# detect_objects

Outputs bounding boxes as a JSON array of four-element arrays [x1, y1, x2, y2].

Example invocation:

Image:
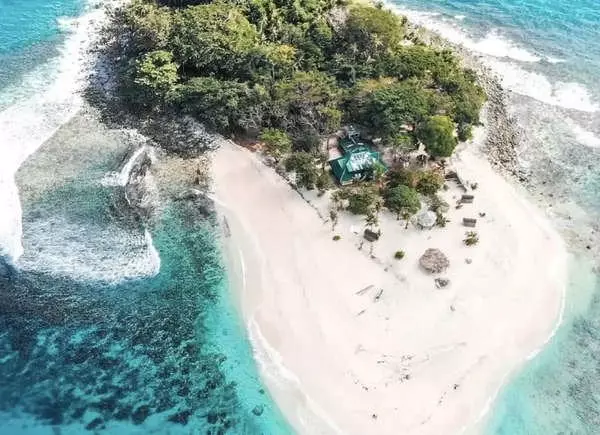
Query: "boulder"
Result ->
[[435, 278, 450, 288], [419, 248, 450, 273]]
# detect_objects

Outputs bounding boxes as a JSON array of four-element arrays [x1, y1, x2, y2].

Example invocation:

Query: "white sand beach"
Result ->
[[211, 138, 567, 435]]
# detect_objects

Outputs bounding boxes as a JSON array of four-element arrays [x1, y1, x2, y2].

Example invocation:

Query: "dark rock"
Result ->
[[363, 229, 379, 242], [435, 278, 451, 289], [85, 417, 104, 430], [131, 405, 151, 424], [114, 404, 132, 420], [168, 409, 192, 425], [252, 405, 264, 416]]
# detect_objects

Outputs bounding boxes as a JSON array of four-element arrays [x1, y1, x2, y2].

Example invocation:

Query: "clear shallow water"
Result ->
[[0, 0, 291, 433], [387, 0, 600, 433]]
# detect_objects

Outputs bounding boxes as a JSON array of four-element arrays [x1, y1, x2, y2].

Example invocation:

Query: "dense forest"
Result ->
[[112, 0, 485, 158]]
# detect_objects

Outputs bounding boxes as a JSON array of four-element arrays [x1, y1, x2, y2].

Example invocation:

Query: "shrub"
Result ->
[[333, 235, 341, 241], [346, 185, 381, 215], [384, 185, 420, 220], [394, 250, 405, 259], [416, 170, 444, 196], [463, 231, 479, 246]]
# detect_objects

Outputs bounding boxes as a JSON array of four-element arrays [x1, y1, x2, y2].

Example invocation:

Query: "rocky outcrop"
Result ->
[[144, 116, 220, 157], [419, 248, 450, 273]]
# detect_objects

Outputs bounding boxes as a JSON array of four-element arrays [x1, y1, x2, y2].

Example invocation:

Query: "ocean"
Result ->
[[1, 0, 599, 434], [384, 0, 600, 433], [0, 0, 290, 434]]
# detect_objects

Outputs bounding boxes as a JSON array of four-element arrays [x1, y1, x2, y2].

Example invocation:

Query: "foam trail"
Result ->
[[0, 2, 108, 263], [484, 59, 599, 112], [567, 120, 600, 148], [101, 145, 149, 187], [388, 5, 541, 62]]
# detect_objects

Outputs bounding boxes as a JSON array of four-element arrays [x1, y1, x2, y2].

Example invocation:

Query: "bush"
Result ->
[[394, 250, 405, 259], [346, 185, 381, 215], [463, 231, 479, 246], [416, 170, 444, 196], [333, 235, 341, 241], [417, 115, 457, 158], [285, 152, 319, 189], [316, 171, 333, 192], [384, 185, 420, 220]]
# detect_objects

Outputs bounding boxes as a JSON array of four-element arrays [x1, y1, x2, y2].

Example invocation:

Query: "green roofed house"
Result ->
[[330, 127, 385, 185]]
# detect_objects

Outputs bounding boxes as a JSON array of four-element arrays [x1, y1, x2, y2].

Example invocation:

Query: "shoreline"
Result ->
[[211, 134, 567, 434]]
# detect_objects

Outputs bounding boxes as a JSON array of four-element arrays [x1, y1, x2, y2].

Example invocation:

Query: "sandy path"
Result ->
[[212, 140, 566, 435]]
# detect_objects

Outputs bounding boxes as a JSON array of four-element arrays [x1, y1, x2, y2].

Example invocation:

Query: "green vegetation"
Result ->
[[333, 235, 341, 241], [335, 184, 381, 215], [384, 185, 420, 224], [260, 128, 292, 161], [417, 115, 457, 158], [285, 152, 320, 189], [463, 231, 479, 246], [113, 0, 485, 225], [394, 250, 405, 260], [113, 0, 484, 155]]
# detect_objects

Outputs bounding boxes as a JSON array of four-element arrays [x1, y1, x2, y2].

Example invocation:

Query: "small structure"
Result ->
[[363, 229, 380, 242], [330, 126, 385, 185], [419, 248, 450, 274], [416, 211, 437, 229], [460, 194, 475, 204], [463, 218, 477, 227]]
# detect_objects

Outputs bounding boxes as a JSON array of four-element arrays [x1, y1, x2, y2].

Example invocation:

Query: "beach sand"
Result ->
[[211, 137, 567, 435]]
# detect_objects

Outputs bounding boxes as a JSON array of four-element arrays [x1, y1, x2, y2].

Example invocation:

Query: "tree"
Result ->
[[346, 185, 380, 215], [339, 6, 406, 62], [353, 80, 436, 137], [175, 77, 256, 132], [272, 71, 341, 136], [387, 133, 414, 161], [285, 152, 319, 189], [416, 170, 444, 196], [131, 50, 179, 103], [372, 161, 387, 189], [169, 3, 259, 77], [260, 128, 292, 161], [417, 115, 457, 158], [122, 0, 173, 51], [385, 185, 420, 227]]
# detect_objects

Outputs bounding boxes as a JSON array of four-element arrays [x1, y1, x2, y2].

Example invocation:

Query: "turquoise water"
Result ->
[[0, 1, 291, 433], [0, 0, 82, 91], [387, 0, 600, 433]]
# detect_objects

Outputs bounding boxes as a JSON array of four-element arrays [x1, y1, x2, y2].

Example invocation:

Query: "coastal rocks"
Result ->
[[144, 116, 219, 157], [419, 248, 450, 273], [252, 405, 264, 416]]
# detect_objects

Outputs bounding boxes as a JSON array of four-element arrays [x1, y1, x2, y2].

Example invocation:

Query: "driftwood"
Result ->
[[463, 218, 477, 227]]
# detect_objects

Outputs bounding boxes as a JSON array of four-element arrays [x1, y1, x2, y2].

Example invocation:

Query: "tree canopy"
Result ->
[[417, 115, 457, 158], [384, 185, 420, 220], [113, 0, 485, 157]]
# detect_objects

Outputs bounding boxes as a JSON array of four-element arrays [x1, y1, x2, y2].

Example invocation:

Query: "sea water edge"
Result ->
[[0, 1, 292, 434]]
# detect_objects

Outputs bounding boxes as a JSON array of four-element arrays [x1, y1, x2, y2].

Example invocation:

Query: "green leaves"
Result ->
[[417, 115, 457, 158], [130, 50, 179, 104], [260, 128, 292, 159], [384, 185, 420, 219]]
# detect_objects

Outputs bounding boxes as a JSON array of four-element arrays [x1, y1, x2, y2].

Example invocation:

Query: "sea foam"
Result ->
[[0, 2, 106, 263]]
